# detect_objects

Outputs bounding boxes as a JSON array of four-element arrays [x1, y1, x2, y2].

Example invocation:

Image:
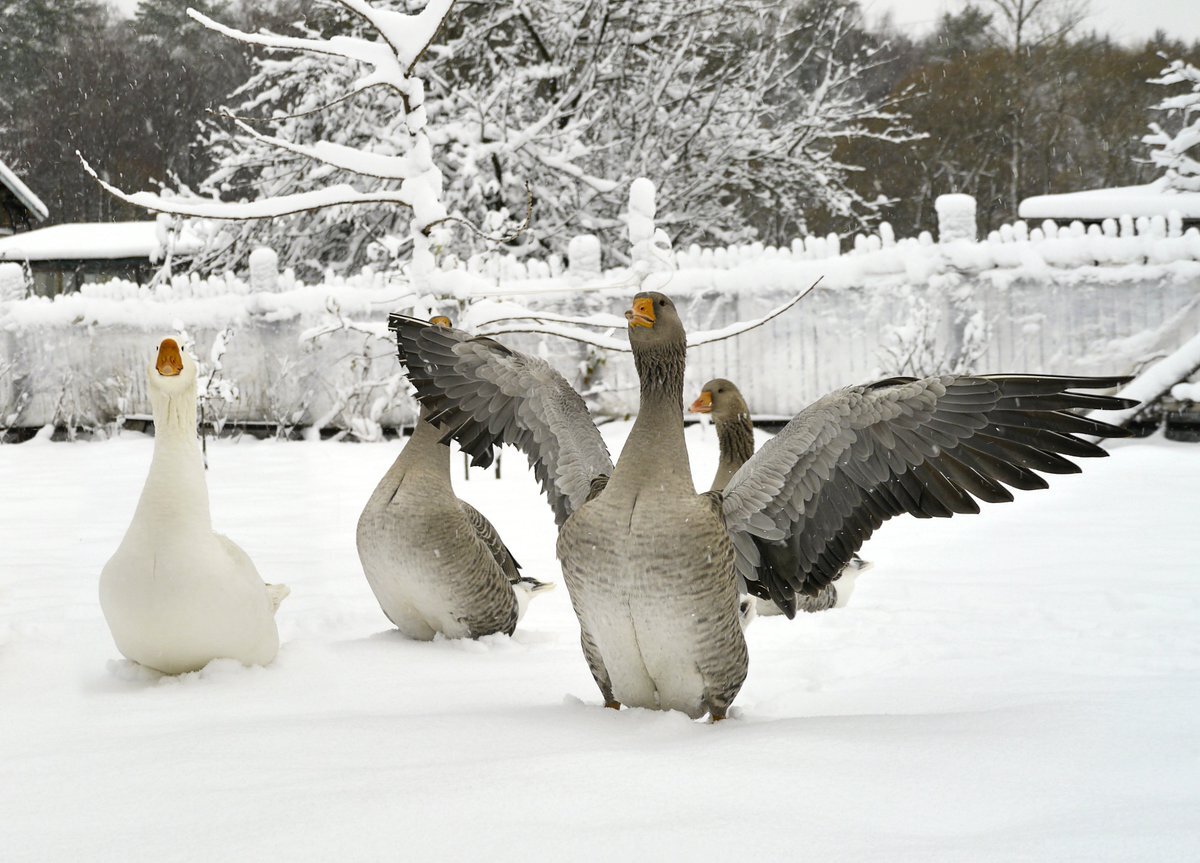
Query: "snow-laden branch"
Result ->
[[84, 0, 458, 287], [1144, 58, 1200, 193], [1086, 328, 1200, 436], [186, 0, 452, 96], [79, 152, 432, 222], [686, 278, 822, 347], [472, 280, 822, 353], [222, 115, 420, 180]]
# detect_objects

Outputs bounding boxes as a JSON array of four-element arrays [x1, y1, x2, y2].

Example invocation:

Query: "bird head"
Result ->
[[625, 291, 684, 347], [147, 338, 197, 394], [690, 378, 748, 421]]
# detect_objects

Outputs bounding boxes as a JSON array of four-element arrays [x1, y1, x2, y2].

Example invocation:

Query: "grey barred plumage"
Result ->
[[691, 377, 846, 616], [357, 318, 554, 640], [356, 415, 532, 639], [388, 293, 1134, 718]]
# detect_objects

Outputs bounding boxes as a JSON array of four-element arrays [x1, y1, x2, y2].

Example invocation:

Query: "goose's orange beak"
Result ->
[[430, 316, 452, 328], [690, 391, 712, 414], [156, 339, 184, 377], [625, 297, 655, 329]]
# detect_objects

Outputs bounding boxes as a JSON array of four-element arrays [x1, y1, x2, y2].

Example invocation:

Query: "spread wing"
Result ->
[[389, 314, 614, 526], [721, 374, 1136, 617], [459, 500, 521, 584]]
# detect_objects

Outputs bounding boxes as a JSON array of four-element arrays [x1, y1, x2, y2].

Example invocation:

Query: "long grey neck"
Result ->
[[610, 340, 693, 495], [389, 407, 453, 489], [711, 412, 754, 492]]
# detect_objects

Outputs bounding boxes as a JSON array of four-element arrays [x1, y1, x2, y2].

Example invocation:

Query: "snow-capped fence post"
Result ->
[[567, 234, 602, 278], [0, 262, 27, 302], [628, 177, 674, 288], [249, 247, 279, 292], [935, 194, 977, 243]]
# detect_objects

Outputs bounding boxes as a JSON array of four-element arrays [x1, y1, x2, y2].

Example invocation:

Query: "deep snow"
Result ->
[[1, 424, 1198, 862]]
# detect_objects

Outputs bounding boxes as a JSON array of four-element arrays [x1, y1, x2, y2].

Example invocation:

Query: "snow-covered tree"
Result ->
[[190, 0, 915, 273], [1144, 58, 1200, 193], [82, 0, 455, 289]]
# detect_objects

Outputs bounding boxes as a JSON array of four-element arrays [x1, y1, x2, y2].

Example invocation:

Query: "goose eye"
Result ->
[[658, 299, 665, 306]]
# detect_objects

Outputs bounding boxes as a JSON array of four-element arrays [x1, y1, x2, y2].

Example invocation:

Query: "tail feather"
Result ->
[[513, 576, 555, 623], [266, 583, 290, 614]]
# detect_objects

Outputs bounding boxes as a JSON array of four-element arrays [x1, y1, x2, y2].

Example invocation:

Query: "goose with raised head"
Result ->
[[390, 293, 1134, 719], [690, 377, 871, 615], [99, 338, 287, 675], [357, 317, 554, 640]]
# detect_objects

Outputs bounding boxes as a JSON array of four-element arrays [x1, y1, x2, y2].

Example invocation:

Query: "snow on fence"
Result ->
[[3, 198, 1200, 436]]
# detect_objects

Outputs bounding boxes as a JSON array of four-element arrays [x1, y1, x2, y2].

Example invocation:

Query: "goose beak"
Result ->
[[430, 316, 452, 328], [690, 391, 712, 414], [156, 339, 184, 377], [625, 297, 655, 329]]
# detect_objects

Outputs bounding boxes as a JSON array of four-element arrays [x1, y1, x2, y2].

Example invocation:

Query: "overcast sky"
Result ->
[[863, 0, 1200, 44]]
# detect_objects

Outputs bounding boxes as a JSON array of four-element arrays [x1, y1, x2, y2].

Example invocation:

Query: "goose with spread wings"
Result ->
[[389, 293, 1133, 720], [689, 377, 871, 616]]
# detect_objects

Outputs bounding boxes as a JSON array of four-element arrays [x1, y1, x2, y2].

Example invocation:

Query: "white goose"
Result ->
[[99, 338, 287, 674]]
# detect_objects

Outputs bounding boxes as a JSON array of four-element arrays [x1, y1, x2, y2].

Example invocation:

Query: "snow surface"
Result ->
[[0, 221, 203, 262], [2, 425, 1198, 861], [0, 157, 48, 221]]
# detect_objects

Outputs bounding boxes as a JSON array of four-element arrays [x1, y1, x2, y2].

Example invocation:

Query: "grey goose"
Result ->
[[690, 377, 872, 615], [356, 317, 554, 640], [390, 293, 1134, 719]]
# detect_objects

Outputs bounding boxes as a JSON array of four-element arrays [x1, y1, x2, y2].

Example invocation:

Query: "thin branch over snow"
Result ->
[[473, 279, 823, 353]]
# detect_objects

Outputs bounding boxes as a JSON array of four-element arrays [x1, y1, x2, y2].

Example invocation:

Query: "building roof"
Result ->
[[0, 221, 203, 263], [1019, 179, 1200, 222], [0, 158, 49, 221]]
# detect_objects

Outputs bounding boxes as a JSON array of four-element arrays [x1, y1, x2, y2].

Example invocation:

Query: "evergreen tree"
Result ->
[[1145, 57, 1200, 191]]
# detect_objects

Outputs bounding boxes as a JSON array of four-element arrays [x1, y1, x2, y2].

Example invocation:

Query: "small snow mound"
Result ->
[[1170, 381, 1200, 401]]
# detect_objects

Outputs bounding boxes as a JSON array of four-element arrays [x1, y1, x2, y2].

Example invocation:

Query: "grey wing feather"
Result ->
[[459, 500, 521, 583], [722, 374, 1136, 616], [390, 315, 614, 526]]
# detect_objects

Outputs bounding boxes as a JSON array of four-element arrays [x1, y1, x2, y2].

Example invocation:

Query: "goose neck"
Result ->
[[139, 385, 210, 529], [711, 413, 754, 492], [612, 340, 692, 492]]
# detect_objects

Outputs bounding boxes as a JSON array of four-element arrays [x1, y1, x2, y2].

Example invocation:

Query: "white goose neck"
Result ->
[[138, 382, 211, 530]]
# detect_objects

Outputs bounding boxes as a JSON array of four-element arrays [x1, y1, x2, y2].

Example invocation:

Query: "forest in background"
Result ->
[[2, 0, 1199, 274]]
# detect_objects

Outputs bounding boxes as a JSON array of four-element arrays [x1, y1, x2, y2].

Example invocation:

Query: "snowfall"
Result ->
[[2, 421, 1198, 862]]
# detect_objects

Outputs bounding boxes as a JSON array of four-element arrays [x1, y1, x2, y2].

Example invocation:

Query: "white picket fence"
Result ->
[[3, 196, 1200, 435]]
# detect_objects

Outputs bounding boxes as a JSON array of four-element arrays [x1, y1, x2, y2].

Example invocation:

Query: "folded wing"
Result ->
[[721, 374, 1136, 616], [389, 315, 614, 526], [459, 500, 522, 583]]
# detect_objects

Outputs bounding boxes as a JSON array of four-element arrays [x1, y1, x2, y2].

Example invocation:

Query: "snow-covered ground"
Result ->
[[2, 425, 1198, 862]]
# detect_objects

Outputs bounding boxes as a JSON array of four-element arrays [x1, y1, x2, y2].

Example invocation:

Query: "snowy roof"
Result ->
[[0, 221, 203, 262], [1019, 179, 1200, 222], [0, 158, 49, 221]]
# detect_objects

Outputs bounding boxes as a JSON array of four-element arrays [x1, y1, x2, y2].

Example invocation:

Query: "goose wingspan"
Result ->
[[389, 314, 614, 526], [720, 374, 1137, 616]]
